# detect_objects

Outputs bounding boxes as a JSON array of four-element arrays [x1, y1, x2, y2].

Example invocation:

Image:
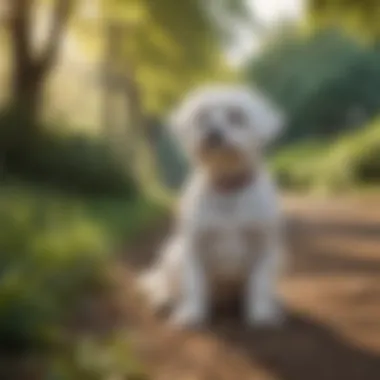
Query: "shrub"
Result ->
[[0, 181, 166, 354], [0, 108, 137, 198], [316, 118, 380, 191], [7, 134, 136, 197], [270, 140, 330, 191], [271, 117, 380, 193], [45, 333, 149, 380], [247, 29, 380, 145], [0, 186, 110, 353]]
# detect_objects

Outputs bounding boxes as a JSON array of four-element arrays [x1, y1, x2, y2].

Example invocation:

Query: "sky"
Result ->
[[227, 0, 304, 66]]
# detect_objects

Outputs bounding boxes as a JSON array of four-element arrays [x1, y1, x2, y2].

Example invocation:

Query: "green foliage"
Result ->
[[271, 117, 380, 193], [84, 194, 166, 242], [307, 0, 380, 43], [315, 117, 380, 192], [0, 183, 163, 368], [0, 185, 110, 352], [0, 109, 137, 197], [271, 140, 330, 191], [19, 134, 136, 197], [247, 29, 380, 145], [46, 333, 149, 380], [95, 0, 242, 115]]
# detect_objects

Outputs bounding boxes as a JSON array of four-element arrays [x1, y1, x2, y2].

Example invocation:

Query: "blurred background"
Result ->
[[0, 0, 380, 379]]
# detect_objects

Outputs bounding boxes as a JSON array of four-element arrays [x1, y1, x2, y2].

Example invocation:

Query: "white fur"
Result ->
[[169, 84, 284, 158], [138, 84, 286, 328]]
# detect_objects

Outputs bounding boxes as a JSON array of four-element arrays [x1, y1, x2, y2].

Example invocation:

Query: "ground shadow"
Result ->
[[212, 308, 380, 380]]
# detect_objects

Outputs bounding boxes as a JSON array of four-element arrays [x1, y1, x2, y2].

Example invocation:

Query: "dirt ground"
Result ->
[[109, 195, 380, 380]]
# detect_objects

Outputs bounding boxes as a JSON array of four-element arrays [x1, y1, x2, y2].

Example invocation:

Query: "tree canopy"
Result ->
[[307, 0, 380, 44], [246, 29, 380, 144], [80, 0, 247, 115]]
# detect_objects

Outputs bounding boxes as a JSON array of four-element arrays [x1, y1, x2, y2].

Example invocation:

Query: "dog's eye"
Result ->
[[227, 108, 246, 127]]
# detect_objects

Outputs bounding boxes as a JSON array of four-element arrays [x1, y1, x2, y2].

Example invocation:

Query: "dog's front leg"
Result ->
[[170, 236, 208, 328], [245, 237, 284, 327]]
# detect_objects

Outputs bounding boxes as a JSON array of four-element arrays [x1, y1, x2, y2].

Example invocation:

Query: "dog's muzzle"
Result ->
[[203, 129, 225, 150]]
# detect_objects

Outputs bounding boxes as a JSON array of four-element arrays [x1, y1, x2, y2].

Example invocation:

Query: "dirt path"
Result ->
[[113, 195, 380, 380]]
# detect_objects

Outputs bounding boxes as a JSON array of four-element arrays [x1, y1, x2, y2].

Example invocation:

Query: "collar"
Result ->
[[210, 169, 257, 195]]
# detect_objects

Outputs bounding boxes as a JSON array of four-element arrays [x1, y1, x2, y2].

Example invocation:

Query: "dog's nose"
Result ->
[[205, 129, 224, 148]]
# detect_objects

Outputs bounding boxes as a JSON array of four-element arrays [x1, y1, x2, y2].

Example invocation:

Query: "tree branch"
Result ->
[[8, 0, 33, 68], [36, 0, 73, 75]]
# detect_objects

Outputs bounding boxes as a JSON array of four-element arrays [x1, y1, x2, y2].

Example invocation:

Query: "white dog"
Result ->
[[139, 84, 286, 329]]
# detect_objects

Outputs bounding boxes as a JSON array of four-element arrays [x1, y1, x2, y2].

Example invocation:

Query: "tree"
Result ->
[[246, 29, 380, 145], [6, 0, 74, 129], [307, 0, 380, 43], [95, 0, 247, 117]]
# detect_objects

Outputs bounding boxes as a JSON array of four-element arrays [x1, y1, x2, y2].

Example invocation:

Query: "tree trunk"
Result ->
[[11, 62, 44, 130], [1, 61, 44, 168], [7, 0, 73, 131]]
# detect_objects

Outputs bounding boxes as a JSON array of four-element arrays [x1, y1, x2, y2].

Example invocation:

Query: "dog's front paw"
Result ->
[[137, 271, 172, 312], [246, 300, 285, 328], [169, 304, 206, 330]]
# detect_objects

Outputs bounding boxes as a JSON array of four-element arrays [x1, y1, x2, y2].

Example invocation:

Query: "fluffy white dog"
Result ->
[[138, 84, 286, 329]]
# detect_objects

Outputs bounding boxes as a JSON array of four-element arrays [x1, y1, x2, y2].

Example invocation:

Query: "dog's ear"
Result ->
[[247, 90, 286, 147], [258, 103, 285, 146]]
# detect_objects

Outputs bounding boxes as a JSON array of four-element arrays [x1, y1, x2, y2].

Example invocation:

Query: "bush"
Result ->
[[7, 134, 136, 197], [45, 333, 149, 380], [0, 108, 137, 197], [315, 117, 380, 191], [0, 186, 111, 353], [271, 117, 380, 193], [0, 180, 166, 353], [247, 29, 380, 145], [271, 140, 330, 191]]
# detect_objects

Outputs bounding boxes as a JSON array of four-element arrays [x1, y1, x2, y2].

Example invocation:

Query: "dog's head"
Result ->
[[169, 84, 285, 177]]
